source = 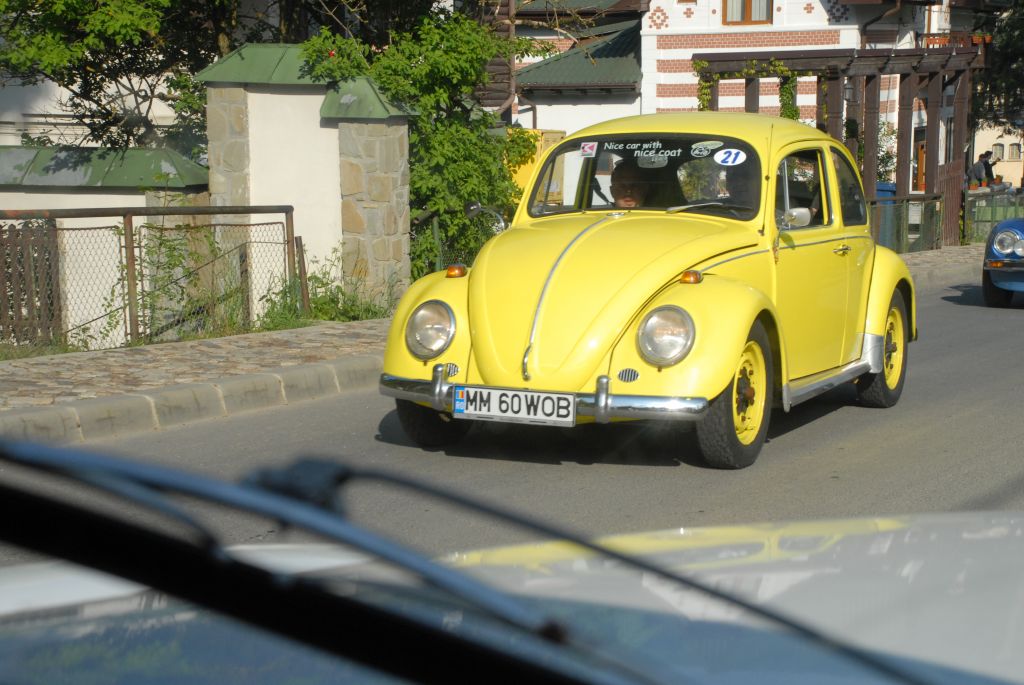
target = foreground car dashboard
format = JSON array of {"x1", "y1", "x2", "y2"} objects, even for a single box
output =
[
  {"x1": 381, "y1": 112, "x2": 917, "y2": 468},
  {"x1": 2, "y1": 440, "x2": 1022, "y2": 685}
]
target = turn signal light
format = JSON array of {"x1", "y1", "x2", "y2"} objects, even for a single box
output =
[
  {"x1": 445, "y1": 264, "x2": 467, "y2": 278},
  {"x1": 986, "y1": 260, "x2": 1006, "y2": 268},
  {"x1": 679, "y1": 270, "x2": 703, "y2": 284}
]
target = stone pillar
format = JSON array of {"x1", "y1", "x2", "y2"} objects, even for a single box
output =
[
  {"x1": 338, "y1": 118, "x2": 411, "y2": 298},
  {"x1": 206, "y1": 87, "x2": 251, "y2": 209},
  {"x1": 204, "y1": 86, "x2": 251, "y2": 257}
]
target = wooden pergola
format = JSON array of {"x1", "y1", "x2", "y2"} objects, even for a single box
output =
[{"x1": 693, "y1": 46, "x2": 986, "y2": 245}]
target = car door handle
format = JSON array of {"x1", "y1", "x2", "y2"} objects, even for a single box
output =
[{"x1": 833, "y1": 244, "x2": 851, "y2": 255}]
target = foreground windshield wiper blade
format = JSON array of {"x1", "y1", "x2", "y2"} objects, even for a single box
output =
[
  {"x1": 0, "y1": 441, "x2": 931, "y2": 685},
  {"x1": 250, "y1": 458, "x2": 935, "y2": 685},
  {"x1": 0, "y1": 441, "x2": 571, "y2": 647}
]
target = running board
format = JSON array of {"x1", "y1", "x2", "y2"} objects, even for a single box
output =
[{"x1": 781, "y1": 334, "x2": 884, "y2": 411}]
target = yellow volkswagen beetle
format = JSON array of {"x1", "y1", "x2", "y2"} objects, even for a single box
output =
[{"x1": 380, "y1": 113, "x2": 915, "y2": 468}]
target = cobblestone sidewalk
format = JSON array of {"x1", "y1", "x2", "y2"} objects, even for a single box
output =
[{"x1": 0, "y1": 244, "x2": 985, "y2": 432}]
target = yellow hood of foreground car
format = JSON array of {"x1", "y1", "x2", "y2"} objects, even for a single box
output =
[{"x1": 468, "y1": 212, "x2": 757, "y2": 389}]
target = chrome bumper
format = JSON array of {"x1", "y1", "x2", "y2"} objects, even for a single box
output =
[{"x1": 379, "y1": 364, "x2": 708, "y2": 424}]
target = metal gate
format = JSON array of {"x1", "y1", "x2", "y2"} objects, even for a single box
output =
[{"x1": 1, "y1": 220, "x2": 63, "y2": 344}]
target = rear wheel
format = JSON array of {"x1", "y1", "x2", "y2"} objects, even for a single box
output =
[
  {"x1": 696, "y1": 321, "x2": 773, "y2": 469},
  {"x1": 857, "y1": 291, "x2": 908, "y2": 408},
  {"x1": 395, "y1": 399, "x2": 471, "y2": 448},
  {"x1": 982, "y1": 271, "x2": 1013, "y2": 308}
]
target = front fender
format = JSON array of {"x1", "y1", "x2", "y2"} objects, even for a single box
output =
[
  {"x1": 865, "y1": 246, "x2": 917, "y2": 341},
  {"x1": 608, "y1": 275, "x2": 784, "y2": 401},
  {"x1": 383, "y1": 271, "x2": 473, "y2": 382}
]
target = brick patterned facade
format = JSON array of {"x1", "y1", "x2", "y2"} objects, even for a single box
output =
[
  {"x1": 656, "y1": 30, "x2": 840, "y2": 49},
  {"x1": 656, "y1": 59, "x2": 693, "y2": 73}
]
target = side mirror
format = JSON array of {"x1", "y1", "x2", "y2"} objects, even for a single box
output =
[
  {"x1": 782, "y1": 207, "x2": 812, "y2": 229},
  {"x1": 464, "y1": 201, "x2": 507, "y2": 233}
]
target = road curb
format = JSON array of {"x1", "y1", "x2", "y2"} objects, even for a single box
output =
[
  {"x1": 907, "y1": 263, "x2": 979, "y2": 292},
  {"x1": 0, "y1": 354, "x2": 382, "y2": 444}
]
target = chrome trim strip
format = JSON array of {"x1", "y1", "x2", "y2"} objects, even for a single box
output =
[
  {"x1": 783, "y1": 333, "x2": 883, "y2": 408},
  {"x1": 775, "y1": 234, "x2": 874, "y2": 252},
  {"x1": 698, "y1": 248, "x2": 770, "y2": 274},
  {"x1": 379, "y1": 373, "x2": 708, "y2": 423},
  {"x1": 522, "y1": 213, "x2": 622, "y2": 380},
  {"x1": 699, "y1": 234, "x2": 873, "y2": 274}
]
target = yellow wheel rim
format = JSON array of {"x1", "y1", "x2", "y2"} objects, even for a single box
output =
[
  {"x1": 883, "y1": 305, "x2": 905, "y2": 390},
  {"x1": 732, "y1": 340, "x2": 768, "y2": 445}
]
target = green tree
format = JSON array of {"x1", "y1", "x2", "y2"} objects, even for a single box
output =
[
  {"x1": 0, "y1": 0, "x2": 250, "y2": 154},
  {"x1": 0, "y1": 1, "x2": 444, "y2": 156},
  {"x1": 975, "y1": 0, "x2": 1024, "y2": 127},
  {"x1": 303, "y1": 11, "x2": 543, "y2": 277}
]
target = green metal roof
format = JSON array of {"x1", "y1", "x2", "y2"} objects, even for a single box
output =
[
  {"x1": 320, "y1": 77, "x2": 412, "y2": 120},
  {"x1": 196, "y1": 43, "x2": 315, "y2": 86},
  {"x1": 517, "y1": 20, "x2": 640, "y2": 92},
  {"x1": 0, "y1": 146, "x2": 208, "y2": 189}
]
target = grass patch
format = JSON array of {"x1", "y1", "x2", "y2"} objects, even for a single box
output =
[{"x1": 0, "y1": 341, "x2": 86, "y2": 361}]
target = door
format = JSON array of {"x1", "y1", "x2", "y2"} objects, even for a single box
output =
[
  {"x1": 829, "y1": 147, "x2": 874, "y2": 365},
  {"x1": 772, "y1": 146, "x2": 849, "y2": 378}
]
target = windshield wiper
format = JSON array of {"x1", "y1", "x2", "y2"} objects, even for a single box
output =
[
  {"x1": 0, "y1": 441, "x2": 656, "y2": 685},
  {"x1": 0, "y1": 441, "x2": 933, "y2": 685}
]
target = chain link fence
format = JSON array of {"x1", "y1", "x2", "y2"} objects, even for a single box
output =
[
  {"x1": 963, "y1": 189, "x2": 1024, "y2": 243},
  {"x1": 2, "y1": 207, "x2": 296, "y2": 352}
]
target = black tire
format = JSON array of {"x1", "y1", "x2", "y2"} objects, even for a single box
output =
[
  {"x1": 857, "y1": 290, "x2": 908, "y2": 408},
  {"x1": 982, "y1": 270, "x2": 1014, "y2": 308},
  {"x1": 696, "y1": 321, "x2": 773, "y2": 470},
  {"x1": 395, "y1": 399, "x2": 472, "y2": 448}
]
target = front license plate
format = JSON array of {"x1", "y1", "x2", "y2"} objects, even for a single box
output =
[{"x1": 452, "y1": 386, "x2": 576, "y2": 426}]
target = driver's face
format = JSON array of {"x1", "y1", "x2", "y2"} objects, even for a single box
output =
[{"x1": 610, "y1": 167, "x2": 647, "y2": 208}]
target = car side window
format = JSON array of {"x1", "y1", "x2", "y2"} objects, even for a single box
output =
[
  {"x1": 830, "y1": 148, "x2": 867, "y2": 226},
  {"x1": 774, "y1": 149, "x2": 828, "y2": 230}
]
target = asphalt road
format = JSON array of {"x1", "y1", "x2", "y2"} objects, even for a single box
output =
[{"x1": 4, "y1": 281, "x2": 1024, "y2": 564}]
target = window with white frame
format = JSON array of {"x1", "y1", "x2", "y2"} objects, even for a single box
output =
[
  {"x1": 724, "y1": 0, "x2": 772, "y2": 24},
  {"x1": 992, "y1": 144, "x2": 1004, "y2": 161},
  {"x1": 1009, "y1": 144, "x2": 1021, "y2": 161}
]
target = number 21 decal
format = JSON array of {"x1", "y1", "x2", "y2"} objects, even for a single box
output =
[{"x1": 714, "y1": 149, "x2": 747, "y2": 166}]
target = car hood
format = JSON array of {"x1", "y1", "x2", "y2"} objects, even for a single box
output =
[
  {"x1": 5, "y1": 513, "x2": 1023, "y2": 684},
  {"x1": 468, "y1": 212, "x2": 756, "y2": 388},
  {"x1": 450, "y1": 512, "x2": 1024, "y2": 684}
]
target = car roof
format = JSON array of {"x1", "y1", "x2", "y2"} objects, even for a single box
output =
[{"x1": 565, "y1": 112, "x2": 831, "y2": 149}]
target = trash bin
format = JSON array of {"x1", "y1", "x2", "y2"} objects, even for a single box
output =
[
  {"x1": 876, "y1": 182, "x2": 896, "y2": 198},
  {"x1": 872, "y1": 183, "x2": 905, "y2": 252}
]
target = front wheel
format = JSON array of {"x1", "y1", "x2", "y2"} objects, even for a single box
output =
[
  {"x1": 395, "y1": 399, "x2": 471, "y2": 448},
  {"x1": 982, "y1": 271, "x2": 1013, "y2": 308},
  {"x1": 695, "y1": 321, "x2": 773, "y2": 469},
  {"x1": 857, "y1": 291, "x2": 908, "y2": 408}
]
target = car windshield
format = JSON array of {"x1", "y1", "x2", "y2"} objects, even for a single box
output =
[
  {"x1": 528, "y1": 134, "x2": 762, "y2": 220},
  {"x1": 0, "y1": 443, "x2": 930, "y2": 685}
]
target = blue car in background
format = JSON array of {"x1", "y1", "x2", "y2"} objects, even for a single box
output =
[{"x1": 983, "y1": 219, "x2": 1024, "y2": 307}]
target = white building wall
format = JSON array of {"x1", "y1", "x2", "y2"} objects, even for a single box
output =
[
  {"x1": 514, "y1": 94, "x2": 641, "y2": 137},
  {"x1": 246, "y1": 85, "x2": 341, "y2": 276},
  {"x1": 0, "y1": 80, "x2": 175, "y2": 146}
]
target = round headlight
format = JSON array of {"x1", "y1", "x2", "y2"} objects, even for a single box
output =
[
  {"x1": 1015, "y1": 239, "x2": 1024, "y2": 257},
  {"x1": 405, "y1": 300, "x2": 455, "y2": 360},
  {"x1": 993, "y1": 231, "x2": 1018, "y2": 255},
  {"x1": 637, "y1": 306, "x2": 695, "y2": 367}
]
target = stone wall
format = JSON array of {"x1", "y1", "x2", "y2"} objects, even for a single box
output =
[
  {"x1": 339, "y1": 118, "x2": 411, "y2": 298},
  {"x1": 206, "y1": 86, "x2": 250, "y2": 210}
]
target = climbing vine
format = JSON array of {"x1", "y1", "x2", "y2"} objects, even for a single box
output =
[{"x1": 695, "y1": 58, "x2": 804, "y2": 120}]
